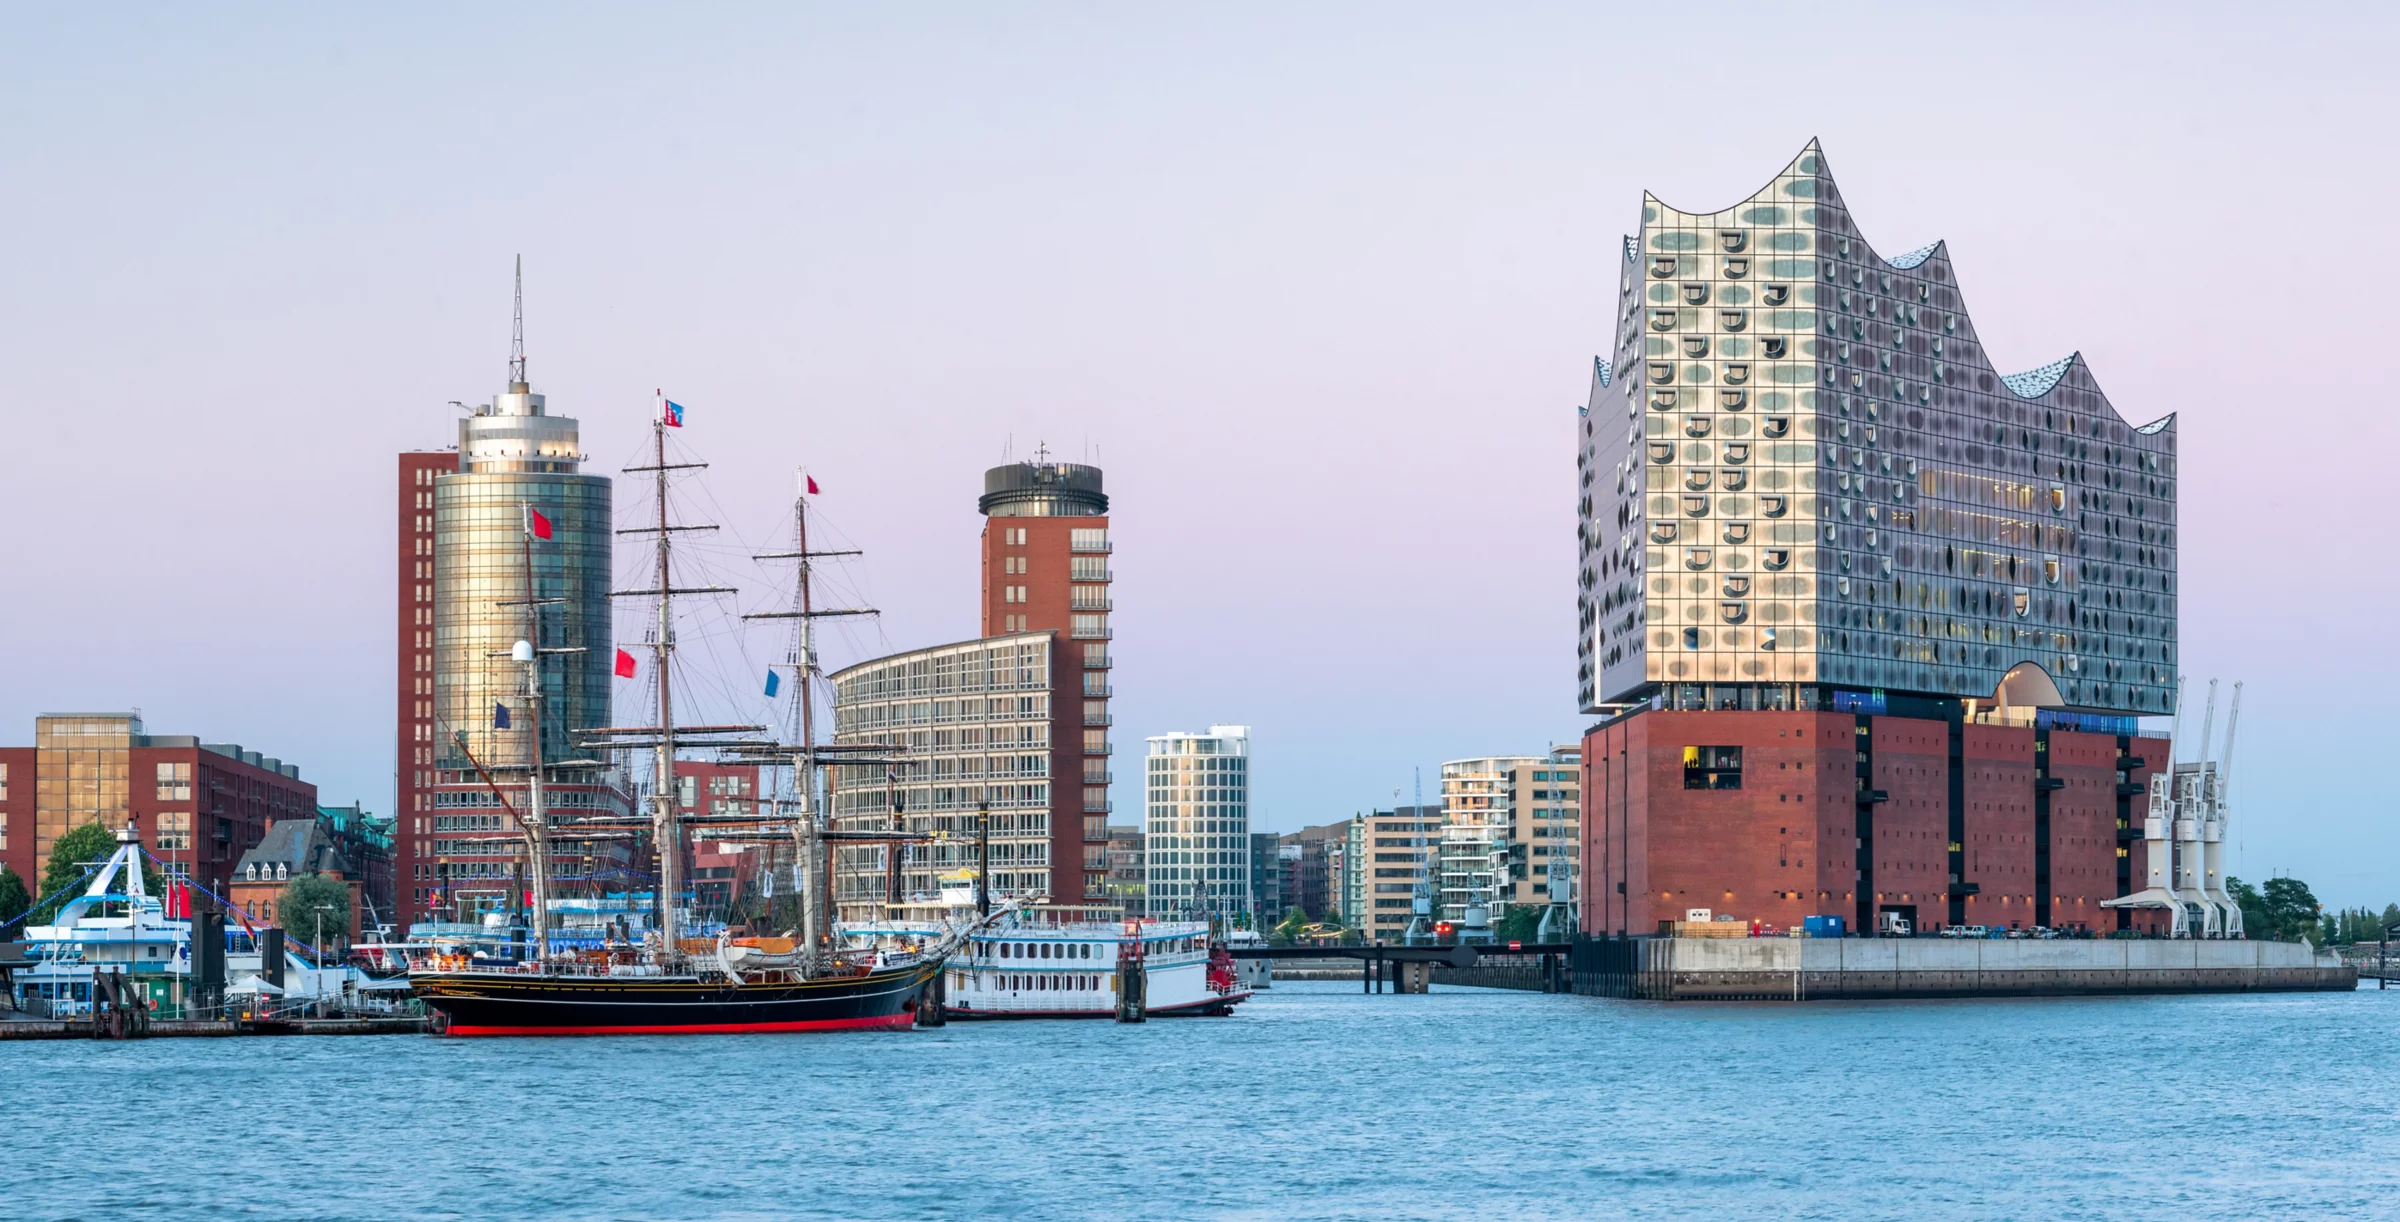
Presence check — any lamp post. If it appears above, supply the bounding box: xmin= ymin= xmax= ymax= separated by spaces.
xmin=312 ymin=903 xmax=337 ymax=1017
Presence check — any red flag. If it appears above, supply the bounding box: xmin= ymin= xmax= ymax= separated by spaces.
xmin=529 ymin=508 xmax=553 ymax=540
xmin=806 ymin=475 xmax=821 ymax=495
xmin=614 ymin=648 xmax=638 ymax=678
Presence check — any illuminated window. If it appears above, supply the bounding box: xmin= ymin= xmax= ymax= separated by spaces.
xmin=1683 ymin=746 xmax=1743 ymax=789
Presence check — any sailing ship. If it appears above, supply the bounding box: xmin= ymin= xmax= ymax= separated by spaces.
xmin=410 ymin=403 xmax=1001 ymax=1036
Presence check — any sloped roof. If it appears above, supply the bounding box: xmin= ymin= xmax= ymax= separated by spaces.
xmin=233 ymin=818 xmax=353 ymax=879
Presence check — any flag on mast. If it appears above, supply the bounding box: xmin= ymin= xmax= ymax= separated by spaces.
xmin=494 ymin=702 xmax=512 ymax=729
xmin=527 ymin=507 xmax=553 ymax=540
xmin=805 ymin=474 xmax=820 ymax=495
xmin=614 ymin=649 xmax=638 ymax=678
xmin=659 ymin=389 xmax=686 ymax=428
xmin=764 ymin=669 xmax=781 ymax=698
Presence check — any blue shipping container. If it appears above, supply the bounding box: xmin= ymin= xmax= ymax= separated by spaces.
xmin=1803 ymin=915 xmax=1846 ymax=937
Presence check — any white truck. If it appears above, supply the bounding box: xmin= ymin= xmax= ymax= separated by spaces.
xmin=1877 ymin=911 xmax=1913 ymax=938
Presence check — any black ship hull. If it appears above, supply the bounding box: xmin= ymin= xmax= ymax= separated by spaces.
xmin=413 ymin=960 xmax=941 ymax=1037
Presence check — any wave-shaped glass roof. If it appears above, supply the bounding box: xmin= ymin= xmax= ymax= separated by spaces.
xmin=1888 ymin=242 xmax=1940 ymax=269
xmin=1999 ymin=355 xmax=2076 ymax=399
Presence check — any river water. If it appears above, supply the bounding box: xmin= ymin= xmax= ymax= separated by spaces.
xmin=10 ymin=982 xmax=2399 ymax=1220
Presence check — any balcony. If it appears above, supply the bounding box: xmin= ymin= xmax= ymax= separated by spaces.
xmin=1071 ymin=539 xmax=1113 ymax=554
xmin=1084 ymin=654 xmax=1111 ymax=670
xmin=1084 ymin=711 xmax=1113 ymax=727
xmin=1070 ymin=596 xmax=1113 ymax=612
xmin=1071 ymin=626 xmax=1113 ymax=640
xmin=1084 ymin=796 xmax=1113 ymax=814
xmin=1083 ymin=771 xmax=1113 ymax=786
xmin=1082 ymin=683 xmax=1113 ymax=698
xmin=1071 ymin=567 xmax=1114 ymax=583
xmin=1084 ymin=742 xmax=1113 ymax=756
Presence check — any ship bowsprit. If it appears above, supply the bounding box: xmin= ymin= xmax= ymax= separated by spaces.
xmin=412 ymin=958 xmax=942 ymax=1037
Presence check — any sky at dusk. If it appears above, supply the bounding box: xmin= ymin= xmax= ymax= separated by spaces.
xmin=3 ymin=5 xmax=2393 ymax=902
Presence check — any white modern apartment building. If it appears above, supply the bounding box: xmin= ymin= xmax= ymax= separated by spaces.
xmin=1144 ymin=725 xmax=1251 ymax=919
xmin=1438 ymin=756 xmax=1539 ymax=929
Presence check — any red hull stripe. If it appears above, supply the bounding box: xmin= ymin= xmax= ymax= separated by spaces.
xmin=445 ymin=1012 xmax=915 ymax=1037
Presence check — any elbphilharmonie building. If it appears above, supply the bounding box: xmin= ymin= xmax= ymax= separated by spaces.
xmin=1575 ymin=143 xmax=2183 ymax=940
xmin=1578 ymin=140 xmax=2175 ymax=718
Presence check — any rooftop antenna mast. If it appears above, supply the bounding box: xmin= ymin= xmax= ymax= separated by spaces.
xmin=508 ymin=255 xmax=528 ymax=392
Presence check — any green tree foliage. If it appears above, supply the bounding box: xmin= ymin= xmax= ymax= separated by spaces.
xmin=1272 ymin=906 xmax=1308 ymax=944
xmin=2230 ymin=876 xmax=2324 ymax=942
xmin=1494 ymin=905 xmax=1546 ymax=944
xmin=0 ymin=867 xmax=30 ymax=928
xmin=278 ymin=873 xmax=352 ymax=949
xmin=32 ymin=821 xmax=163 ymax=925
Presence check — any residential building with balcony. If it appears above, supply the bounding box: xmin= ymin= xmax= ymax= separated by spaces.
xmin=1143 ymin=725 xmax=1250 ymax=919
xmin=981 ymin=458 xmax=1114 ymax=904
xmin=1361 ymin=805 xmax=1442 ymax=944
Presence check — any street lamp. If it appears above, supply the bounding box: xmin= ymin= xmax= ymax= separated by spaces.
xmin=311 ymin=903 xmax=338 ymax=1017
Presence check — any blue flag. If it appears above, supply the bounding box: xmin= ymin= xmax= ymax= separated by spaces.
xmin=493 ymin=702 xmax=511 ymax=729
xmin=763 ymin=669 xmax=781 ymax=698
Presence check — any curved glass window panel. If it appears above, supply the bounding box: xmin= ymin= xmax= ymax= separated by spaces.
xmin=1650 ymin=256 xmax=1677 ymax=278
xmin=1762 ymin=284 xmax=1790 ymax=306
xmin=1684 ymin=416 xmax=1712 ymax=438
xmin=1719 ymin=230 xmax=1748 ymax=253
xmin=1720 ymin=469 xmax=1748 ymax=492
xmin=1722 ymin=257 xmax=1749 ymax=279
xmin=1682 ymin=282 xmax=1710 ymax=305
xmin=1650 ymin=389 xmax=1677 ymax=410
xmin=1763 ymin=338 xmax=1788 ymax=359
xmin=1683 ymin=336 xmax=1710 ymax=358
xmin=1722 ymin=575 xmax=1751 ymax=597
xmin=1722 ymin=442 xmax=1749 ymax=464
xmin=1684 ymin=547 xmax=1713 ymax=570
xmin=1648 ymin=442 xmax=1675 ymax=463
xmin=1649 ymin=522 xmax=1678 ymax=544
xmin=1761 ymin=495 xmax=1788 ymax=517
xmin=1763 ymin=417 xmax=1790 ymax=439
xmin=1763 ymin=548 xmax=1791 ymax=570
xmin=1720 ymin=389 xmax=1747 ymax=410
xmin=1649 ymin=309 xmax=1678 ymax=332
xmin=1684 ymin=469 xmax=1713 ymax=491
xmin=1683 ymin=496 xmax=1711 ymax=518
xmin=1722 ymin=524 xmax=1751 ymax=546
xmin=1720 ymin=602 xmax=1749 ymax=624
xmin=1648 ymin=362 xmax=1675 ymax=384
xmin=1722 ymin=364 xmax=1750 ymax=385
xmin=1719 ymin=309 xmax=1748 ymax=332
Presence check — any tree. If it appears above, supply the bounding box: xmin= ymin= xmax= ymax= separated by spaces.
xmin=2261 ymin=877 xmax=2321 ymax=943
xmin=1272 ymin=906 xmax=1308 ymax=944
xmin=278 ymin=873 xmax=352 ymax=950
xmin=0 ymin=867 xmax=29 ymax=929
xmin=2229 ymin=877 xmax=2266 ymax=939
xmin=32 ymin=821 xmax=163 ymax=925
xmin=1495 ymin=905 xmax=1545 ymax=945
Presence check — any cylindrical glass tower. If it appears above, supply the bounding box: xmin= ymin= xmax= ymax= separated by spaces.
xmin=434 ymin=378 xmax=612 ymax=777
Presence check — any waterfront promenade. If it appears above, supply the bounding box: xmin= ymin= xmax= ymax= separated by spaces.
xmin=9 ymin=981 xmax=2397 ymax=1220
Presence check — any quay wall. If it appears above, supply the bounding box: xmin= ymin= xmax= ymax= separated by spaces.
xmin=1570 ymin=937 xmax=2354 ymax=1001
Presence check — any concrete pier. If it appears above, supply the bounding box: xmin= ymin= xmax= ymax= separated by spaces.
xmin=1569 ymin=937 xmax=2354 ymax=1001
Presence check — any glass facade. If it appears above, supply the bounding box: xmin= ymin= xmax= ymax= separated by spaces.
xmin=1580 ymin=141 xmax=2176 ymax=716
xmin=1143 ymin=726 xmax=1250 ymax=919
xmin=33 ymin=714 xmax=136 ymax=881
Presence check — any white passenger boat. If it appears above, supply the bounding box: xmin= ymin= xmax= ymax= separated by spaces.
xmin=849 ymin=904 xmax=1252 ymax=1020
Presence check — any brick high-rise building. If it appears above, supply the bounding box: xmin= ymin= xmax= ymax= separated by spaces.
xmin=1577 ymin=142 xmax=2175 ymax=937
xmin=979 ymin=459 xmax=1113 ymax=905
xmin=395 ymin=448 xmax=453 ymax=928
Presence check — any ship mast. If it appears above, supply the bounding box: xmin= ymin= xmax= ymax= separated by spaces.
xmin=517 ymin=501 xmax=557 ymax=961
xmin=746 ymin=470 xmax=873 ymax=966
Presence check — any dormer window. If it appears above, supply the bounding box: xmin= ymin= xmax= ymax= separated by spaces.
xmin=1682 ymin=282 xmax=1709 ymax=305
xmin=1684 ymin=416 xmax=1712 ymax=437
xmin=1762 ymin=284 xmax=1790 ymax=306
xmin=1763 ymin=337 xmax=1788 ymax=359
xmin=1763 ymin=548 xmax=1791 ymax=570
xmin=1722 ymin=257 xmax=1749 ymax=279
xmin=1722 ymin=442 xmax=1750 ymax=464
xmin=245 ymin=863 xmax=257 ymax=881
xmin=1722 ymin=364 xmax=1750 ymax=386
xmin=1720 ymin=469 xmax=1748 ymax=491
xmin=1718 ymin=309 xmax=1747 ymax=332
xmin=1682 ymin=336 xmax=1709 ymax=359
xmin=276 ymin=863 xmax=288 ymax=881
xmin=1684 ymin=547 xmax=1713 ymax=570
xmin=1719 ymin=230 xmax=1747 ymax=253
xmin=1720 ymin=389 xmax=1746 ymax=411
xmin=1651 ymin=256 xmax=1677 ymax=278
xmin=1649 ymin=309 xmax=1677 ymax=331
xmin=1763 ymin=417 xmax=1790 ymax=438
xmin=1761 ymin=495 xmax=1789 ymax=517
